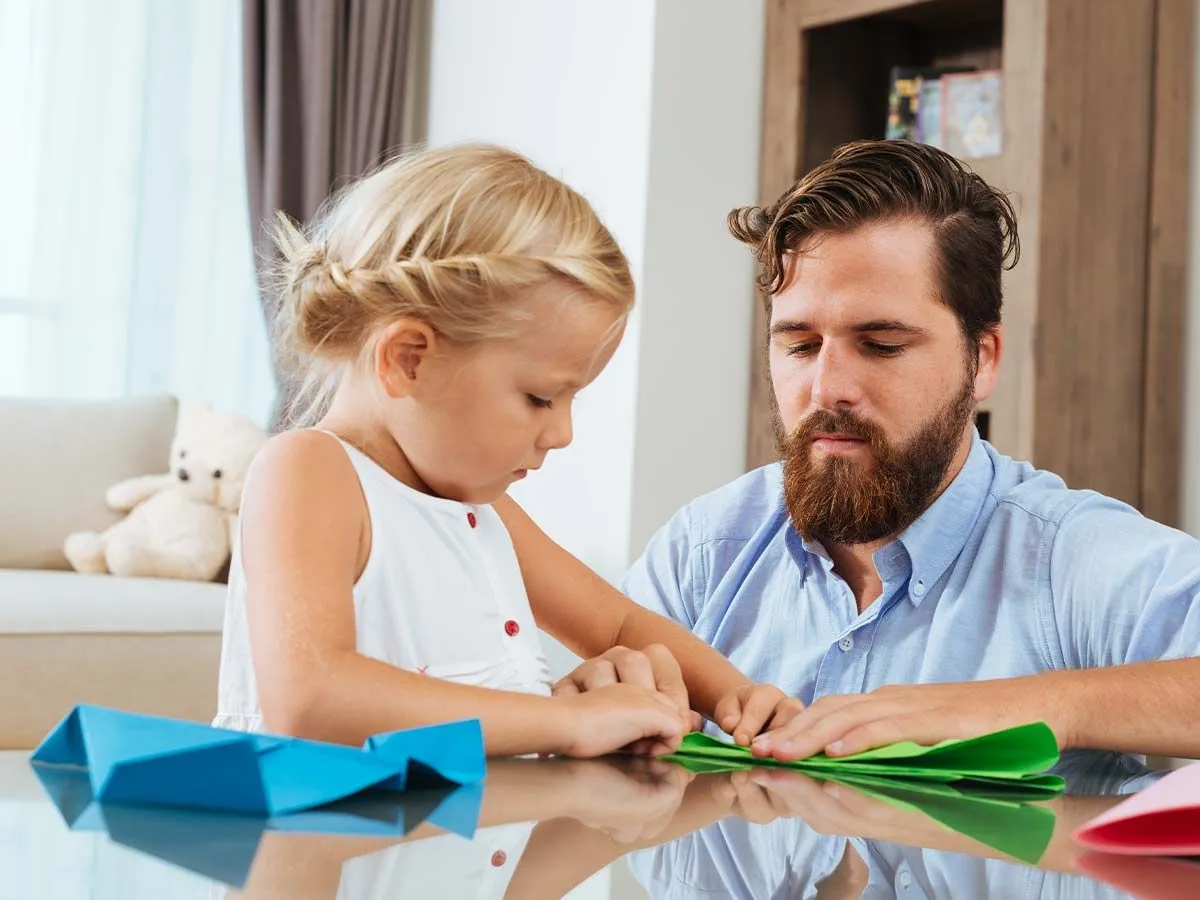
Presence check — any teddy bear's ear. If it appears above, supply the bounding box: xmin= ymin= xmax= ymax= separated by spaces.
xmin=177 ymin=402 xmax=213 ymax=431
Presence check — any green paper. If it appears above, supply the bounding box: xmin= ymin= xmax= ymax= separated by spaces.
xmin=814 ymin=771 xmax=1056 ymax=865
xmin=661 ymin=722 xmax=1065 ymax=795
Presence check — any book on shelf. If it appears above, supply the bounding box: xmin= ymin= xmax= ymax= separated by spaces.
xmin=942 ymin=69 xmax=1003 ymax=159
xmin=886 ymin=66 xmax=1002 ymax=158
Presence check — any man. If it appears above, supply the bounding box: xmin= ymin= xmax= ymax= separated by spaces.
xmin=615 ymin=139 xmax=1200 ymax=760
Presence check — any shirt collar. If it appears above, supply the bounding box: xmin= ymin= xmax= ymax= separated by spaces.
xmin=888 ymin=432 xmax=994 ymax=606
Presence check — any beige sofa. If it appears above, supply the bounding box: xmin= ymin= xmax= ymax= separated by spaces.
xmin=0 ymin=394 xmax=225 ymax=749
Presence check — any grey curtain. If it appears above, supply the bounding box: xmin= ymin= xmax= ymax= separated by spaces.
xmin=243 ymin=0 xmax=420 ymax=428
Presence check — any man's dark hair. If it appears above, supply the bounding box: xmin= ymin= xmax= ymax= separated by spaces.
xmin=729 ymin=140 xmax=1020 ymax=350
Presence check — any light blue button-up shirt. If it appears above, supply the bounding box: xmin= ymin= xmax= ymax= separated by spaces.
xmin=624 ymin=435 xmax=1200 ymax=701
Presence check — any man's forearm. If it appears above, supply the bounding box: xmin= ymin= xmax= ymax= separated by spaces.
xmin=615 ymin=605 xmax=750 ymax=719
xmin=1056 ymin=658 xmax=1200 ymax=756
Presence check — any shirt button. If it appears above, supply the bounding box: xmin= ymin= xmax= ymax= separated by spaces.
xmin=491 ymin=850 xmax=507 ymax=867
xmin=467 ymin=511 xmax=478 ymax=528
xmin=504 ymin=619 xmax=520 ymax=637
xmin=898 ymin=870 xmax=912 ymax=889
xmin=912 ymin=579 xmax=926 ymax=597
xmin=838 ymin=636 xmax=854 ymax=652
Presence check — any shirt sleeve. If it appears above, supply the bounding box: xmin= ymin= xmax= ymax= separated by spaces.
xmin=1047 ymin=493 xmax=1200 ymax=668
xmin=622 ymin=504 xmax=698 ymax=628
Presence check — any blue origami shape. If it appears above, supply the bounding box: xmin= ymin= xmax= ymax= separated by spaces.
xmin=33 ymin=763 xmax=483 ymax=888
xmin=31 ymin=704 xmax=487 ymax=816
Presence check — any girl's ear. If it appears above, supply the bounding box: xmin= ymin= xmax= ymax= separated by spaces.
xmin=374 ymin=318 xmax=438 ymax=399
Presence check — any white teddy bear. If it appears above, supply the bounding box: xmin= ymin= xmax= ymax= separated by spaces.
xmin=64 ymin=404 xmax=268 ymax=582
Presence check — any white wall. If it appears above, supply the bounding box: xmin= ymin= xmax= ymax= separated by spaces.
xmin=630 ymin=0 xmax=763 ymax=554
xmin=426 ymin=0 xmax=656 ymax=593
xmin=427 ymin=2 xmax=764 ymax=611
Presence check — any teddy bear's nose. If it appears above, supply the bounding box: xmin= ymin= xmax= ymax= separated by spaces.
xmin=177 ymin=469 xmax=190 ymax=482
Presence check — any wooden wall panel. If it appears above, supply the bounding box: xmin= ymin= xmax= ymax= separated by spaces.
xmin=747 ymin=0 xmax=806 ymax=470
xmin=1032 ymin=0 xmax=1156 ymax=506
xmin=1140 ymin=0 xmax=1195 ymax=527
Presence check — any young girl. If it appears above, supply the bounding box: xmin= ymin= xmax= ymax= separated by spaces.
xmin=214 ymin=144 xmax=794 ymax=759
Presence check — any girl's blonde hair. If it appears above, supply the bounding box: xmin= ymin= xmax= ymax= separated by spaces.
xmin=271 ymin=143 xmax=635 ymax=426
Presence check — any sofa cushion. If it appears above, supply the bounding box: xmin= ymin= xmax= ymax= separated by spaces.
xmin=3 ymin=632 xmax=221 ymax=749
xmin=0 ymin=570 xmax=224 ymax=633
xmin=0 ymin=394 xmax=179 ymax=570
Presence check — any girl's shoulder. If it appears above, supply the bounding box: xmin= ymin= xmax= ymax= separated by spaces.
xmin=252 ymin=427 xmax=353 ymax=475
xmin=243 ymin=429 xmax=362 ymax=515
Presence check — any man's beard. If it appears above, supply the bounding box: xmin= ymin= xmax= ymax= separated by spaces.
xmin=780 ymin=377 xmax=976 ymax=546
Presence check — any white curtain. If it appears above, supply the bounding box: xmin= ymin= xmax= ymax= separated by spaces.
xmin=0 ymin=0 xmax=275 ymax=426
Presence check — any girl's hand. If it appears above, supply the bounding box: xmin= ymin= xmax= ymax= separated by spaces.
xmin=553 ymin=644 xmax=699 ymax=730
xmin=712 ymin=683 xmax=806 ymax=746
xmin=553 ymin=683 xmax=689 ymax=758
xmin=561 ymin=758 xmax=695 ymax=843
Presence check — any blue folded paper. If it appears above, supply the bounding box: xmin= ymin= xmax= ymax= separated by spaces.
xmin=31 ymin=704 xmax=487 ymax=815
xmin=34 ymin=762 xmax=483 ymax=888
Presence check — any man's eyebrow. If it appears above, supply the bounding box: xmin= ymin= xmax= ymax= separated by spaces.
xmin=853 ymin=320 xmax=928 ymax=336
xmin=769 ymin=320 xmax=814 ymax=336
xmin=769 ymin=319 xmax=929 ymax=337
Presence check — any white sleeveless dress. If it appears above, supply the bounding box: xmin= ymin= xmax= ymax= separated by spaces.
xmin=209 ymin=433 xmax=553 ymax=898
xmin=213 ymin=431 xmax=552 ymax=734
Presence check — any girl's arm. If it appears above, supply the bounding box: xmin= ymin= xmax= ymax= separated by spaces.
xmin=493 ymin=494 xmax=775 ymax=727
xmin=239 ymin=431 xmax=685 ymax=756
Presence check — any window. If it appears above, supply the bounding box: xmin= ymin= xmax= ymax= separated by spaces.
xmin=0 ymin=0 xmax=273 ymax=424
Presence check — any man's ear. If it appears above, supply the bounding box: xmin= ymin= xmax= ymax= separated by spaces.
xmin=972 ymin=324 xmax=1004 ymax=404
xmin=373 ymin=319 xmax=437 ymax=399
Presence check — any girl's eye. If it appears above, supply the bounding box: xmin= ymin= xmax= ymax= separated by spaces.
xmin=526 ymin=394 xmax=553 ymax=409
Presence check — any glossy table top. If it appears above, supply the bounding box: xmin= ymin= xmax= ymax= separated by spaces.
xmin=3 ymin=748 xmax=1195 ymax=899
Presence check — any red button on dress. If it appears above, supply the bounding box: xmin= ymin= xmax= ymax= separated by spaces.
xmin=504 ymin=619 xmax=520 ymax=637
xmin=491 ymin=850 xmax=508 ymax=867
xmin=467 ymin=511 xmax=477 ymax=528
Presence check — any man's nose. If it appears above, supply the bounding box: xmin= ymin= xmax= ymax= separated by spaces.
xmin=809 ymin=345 xmax=862 ymax=410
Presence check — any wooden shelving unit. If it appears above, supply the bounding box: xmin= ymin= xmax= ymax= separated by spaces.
xmin=748 ymin=0 xmax=1194 ymax=525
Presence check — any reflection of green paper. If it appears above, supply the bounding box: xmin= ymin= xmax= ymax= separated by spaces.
xmin=815 ymin=771 xmax=1056 ymax=865
xmin=662 ymin=722 xmax=1065 ymax=795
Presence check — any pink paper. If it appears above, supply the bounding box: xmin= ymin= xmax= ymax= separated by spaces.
xmin=1074 ymin=763 xmax=1200 ymax=855
xmin=1077 ymin=852 xmax=1200 ymax=899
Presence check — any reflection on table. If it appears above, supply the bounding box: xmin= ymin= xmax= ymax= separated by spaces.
xmin=18 ymin=747 xmax=1200 ymax=899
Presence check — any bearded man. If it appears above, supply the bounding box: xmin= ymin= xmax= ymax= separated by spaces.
xmin=616 ymin=139 xmax=1200 ymax=760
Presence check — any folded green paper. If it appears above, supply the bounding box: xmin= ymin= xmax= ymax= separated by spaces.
xmin=661 ymin=721 xmax=1064 ymax=795
xmin=814 ymin=771 xmax=1056 ymax=864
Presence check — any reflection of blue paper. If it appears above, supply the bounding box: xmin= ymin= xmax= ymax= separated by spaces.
xmin=33 ymin=764 xmax=484 ymax=888
xmin=31 ymin=705 xmax=486 ymax=815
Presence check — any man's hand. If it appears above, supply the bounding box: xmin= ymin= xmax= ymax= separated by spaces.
xmin=554 ymin=645 xmax=701 ymax=751
xmin=750 ymin=677 xmax=1070 ymax=761
xmin=712 ymin=767 xmax=922 ymax=838
xmin=712 ymin=683 xmax=805 ymax=746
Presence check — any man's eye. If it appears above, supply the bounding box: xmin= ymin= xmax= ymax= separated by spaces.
xmin=786 ymin=342 xmax=820 ymax=357
xmin=865 ymin=342 xmax=906 ymax=357
xmin=526 ymin=394 xmax=553 ymax=409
